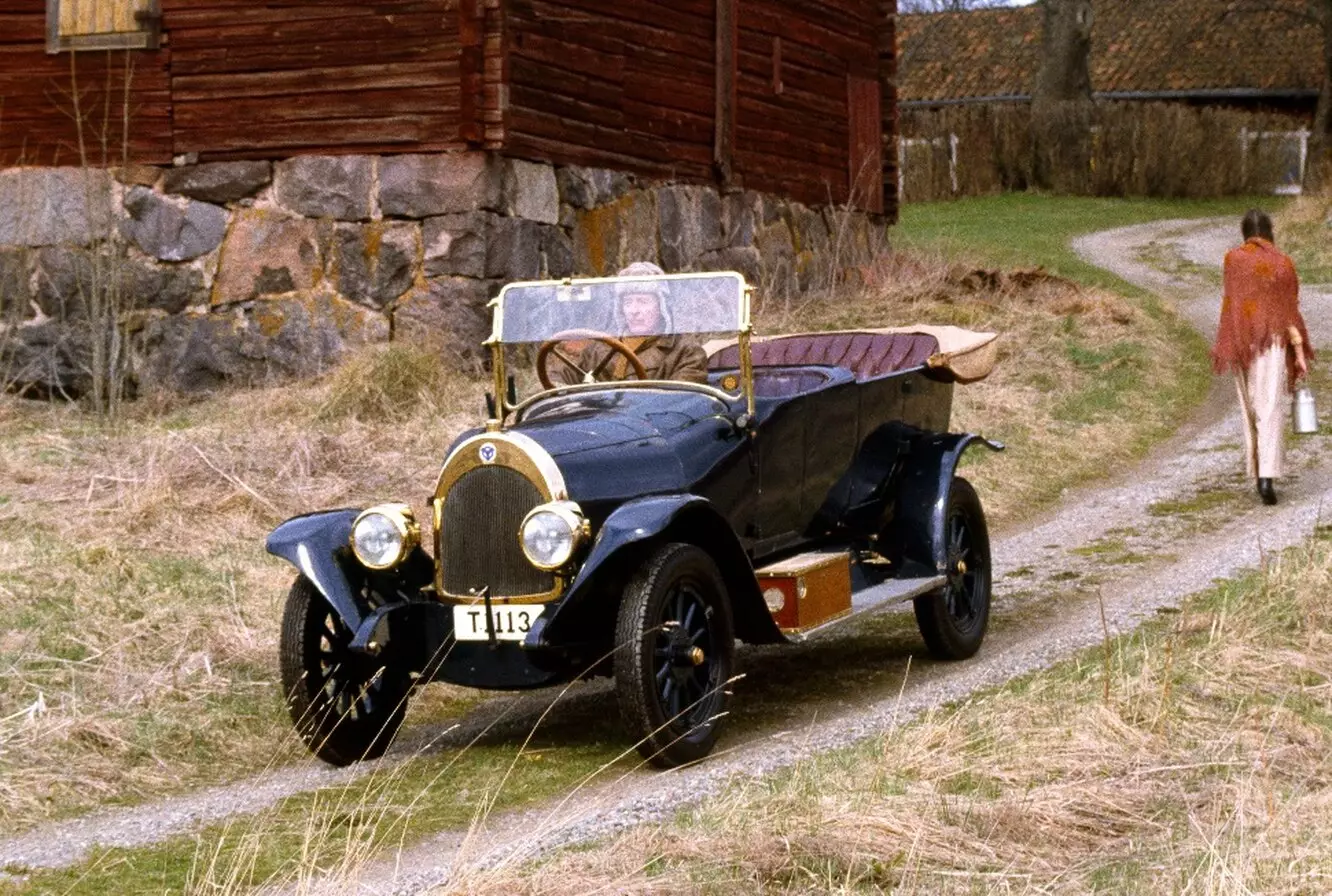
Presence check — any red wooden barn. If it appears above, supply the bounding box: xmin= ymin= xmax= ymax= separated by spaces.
xmin=1 ymin=0 xmax=900 ymax=218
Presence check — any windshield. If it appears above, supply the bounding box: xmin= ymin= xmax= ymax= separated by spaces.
xmin=495 ymin=271 xmax=747 ymax=344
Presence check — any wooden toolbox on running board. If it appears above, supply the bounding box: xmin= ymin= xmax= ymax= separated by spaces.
xmin=756 ymin=550 xmax=852 ymax=633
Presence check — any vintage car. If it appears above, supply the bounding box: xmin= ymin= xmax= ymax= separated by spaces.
xmin=266 ymin=270 xmax=1003 ymax=768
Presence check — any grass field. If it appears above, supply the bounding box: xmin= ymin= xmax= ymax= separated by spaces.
xmin=896 ymin=193 xmax=1288 ymax=294
xmin=0 ymin=194 xmax=1268 ymax=894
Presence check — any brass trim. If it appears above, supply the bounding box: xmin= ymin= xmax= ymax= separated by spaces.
xmin=739 ymin=282 xmax=755 ymax=417
xmin=432 ymin=431 xmax=568 ymax=603
xmin=738 ymin=327 xmax=755 ymax=418
xmin=487 ymin=339 xmax=506 ymax=428
xmin=433 ymin=431 xmax=567 ymax=504
xmin=349 ymin=503 xmax=421 ymax=570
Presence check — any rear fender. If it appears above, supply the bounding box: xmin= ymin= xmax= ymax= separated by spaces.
xmin=889 ymin=433 xmax=1004 ymax=576
xmin=533 ymin=495 xmax=784 ymax=647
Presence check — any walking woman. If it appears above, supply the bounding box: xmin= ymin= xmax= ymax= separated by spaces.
xmin=1211 ymin=209 xmax=1313 ymax=505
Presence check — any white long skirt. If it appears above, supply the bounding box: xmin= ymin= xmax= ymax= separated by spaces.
xmin=1233 ymin=342 xmax=1288 ymax=479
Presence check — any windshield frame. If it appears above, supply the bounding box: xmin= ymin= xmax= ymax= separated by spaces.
xmin=484 ymin=271 xmax=755 ymax=428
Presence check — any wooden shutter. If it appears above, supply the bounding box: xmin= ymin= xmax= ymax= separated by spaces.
xmin=847 ymin=74 xmax=883 ymax=214
xmin=48 ymin=0 xmax=159 ymax=53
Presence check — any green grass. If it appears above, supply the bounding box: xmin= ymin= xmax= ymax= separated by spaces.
xmin=1067 ymin=537 xmax=1154 ymax=565
xmin=897 ymin=193 xmax=1283 ymax=297
xmin=1147 ymin=486 xmax=1243 ymax=518
xmin=1134 ymin=239 xmax=1221 ymax=285
xmin=1055 ymin=333 xmax=1149 ymax=424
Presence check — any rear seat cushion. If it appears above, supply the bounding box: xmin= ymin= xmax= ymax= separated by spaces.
xmin=708 ymin=331 xmax=939 ymax=381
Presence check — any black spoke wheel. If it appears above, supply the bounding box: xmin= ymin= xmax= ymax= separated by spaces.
xmin=614 ymin=543 xmax=734 ymax=768
xmin=279 ymin=575 xmax=410 ymax=766
xmin=913 ymin=477 xmax=991 ymax=660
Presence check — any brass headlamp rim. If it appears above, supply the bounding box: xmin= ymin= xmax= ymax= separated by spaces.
xmin=518 ymin=500 xmax=589 ymax=572
xmin=350 ymin=502 xmax=421 ymax=570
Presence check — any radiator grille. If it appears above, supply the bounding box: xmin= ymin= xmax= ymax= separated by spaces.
xmin=440 ymin=466 xmax=554 ymax=598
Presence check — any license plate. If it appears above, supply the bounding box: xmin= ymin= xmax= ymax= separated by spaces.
xmin=452 ymin=604 xmax=542 ymax=642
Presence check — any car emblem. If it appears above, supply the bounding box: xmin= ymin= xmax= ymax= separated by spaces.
xmin=479 ymin=443 xmax=498 ymax=464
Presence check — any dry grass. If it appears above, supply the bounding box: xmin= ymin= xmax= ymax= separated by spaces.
xmin=447 ymin=536 xmax=1332 ymax=895
xmin=0 ymin=342 xmax=481 ymax=826
xmin=1274 ymin=187 xmax=1332 ymax=283
xmin=0 ymin=249 xmax=1200 ymax=837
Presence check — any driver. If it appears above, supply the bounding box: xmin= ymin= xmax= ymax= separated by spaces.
xmin=568 ymin=261 xmax=708 ymax=384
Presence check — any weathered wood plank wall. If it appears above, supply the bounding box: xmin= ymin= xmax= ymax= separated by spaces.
xmin=0 ymin=0 xmax=172 ymax=166
xmin=503 ymin=0 xmax=885 ymax=209
xmin=735 ymin=0 xmax=879 ymax=206
xmin=879 ymin=0 xmax=899 ymax=221
xmin=2 ymin=0 xmax=897 ymax=216
xmin=503 ymin=0 xmax=718 ymax=181
xmin=164 ymin=0 xmax=465 ymax=159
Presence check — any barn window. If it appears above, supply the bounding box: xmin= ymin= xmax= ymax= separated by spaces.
xmin=46 ymin=0 xmax=160 ymax=53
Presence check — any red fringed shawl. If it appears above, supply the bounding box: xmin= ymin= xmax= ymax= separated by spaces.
xmin=1211 ymin=237 xmax=1314 ymax=390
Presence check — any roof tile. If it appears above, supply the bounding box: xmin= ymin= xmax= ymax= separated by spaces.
xmin=898 ymin=0 xmax=1323 ymax=103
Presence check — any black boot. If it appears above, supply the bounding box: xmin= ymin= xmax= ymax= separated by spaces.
xmin=1257 ymin=478 xmax=1278 ymax=505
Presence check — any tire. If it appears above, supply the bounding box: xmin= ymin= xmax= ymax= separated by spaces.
xmin=913 ymin=477 xmax=991 ymax=660
xmin=614 ymin=543 xmax=735 ymax=768
xmin=279 ymin=575 xmax=410 ymax=766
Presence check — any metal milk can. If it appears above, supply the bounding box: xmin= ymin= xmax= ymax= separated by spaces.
xmin=1293 ymin=385 xmax=1319 ymax=434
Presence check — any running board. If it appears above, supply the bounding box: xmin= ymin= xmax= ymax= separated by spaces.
xmin=783 ymin=574 xmax=945 ymax=643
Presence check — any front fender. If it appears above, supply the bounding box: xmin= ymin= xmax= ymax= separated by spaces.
xmin=891 ymin=433 xmax=1004 ymax=576
xmin=531 ymin=495 xmax=783 ymax=647
xmin=265 ymin=509 xmax=365 ymax=636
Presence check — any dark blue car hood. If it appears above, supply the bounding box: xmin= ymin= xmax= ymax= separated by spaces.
xmin=452 ymin=389 xmax=739 ymax=504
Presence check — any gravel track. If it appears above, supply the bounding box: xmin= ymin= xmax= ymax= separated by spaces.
xmin=3 ymin=217 xmax=1329 ymax=894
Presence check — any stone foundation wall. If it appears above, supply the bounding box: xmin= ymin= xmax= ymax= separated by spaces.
xmin=0 ymin=153 xmax=886 ymax=396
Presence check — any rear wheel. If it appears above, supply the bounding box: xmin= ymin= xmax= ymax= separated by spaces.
xmin=913 ymin=477 xmax=991 ymax=660
xmin=614 ymin=543 xmax=734 ymax=768
xmin=279 ymin=575 xmax=410 ymax=766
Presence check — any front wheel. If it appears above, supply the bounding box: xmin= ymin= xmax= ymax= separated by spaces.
xmin=614 ymin=543 xmax=735 ymax=768
xmin=913 ymin=477 xmax=991 ymax=660
xmin=279 ymin=575 xmax=411 ymax=766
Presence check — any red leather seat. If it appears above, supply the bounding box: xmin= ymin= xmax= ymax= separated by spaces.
xmin=708 ymin=332 xmax=939 ymax=382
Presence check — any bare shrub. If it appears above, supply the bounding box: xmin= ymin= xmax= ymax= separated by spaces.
xmin=0 ymin=51 xmax=139 ymax=413
xmin=902 ymin=101 xmax=1306 ymax=200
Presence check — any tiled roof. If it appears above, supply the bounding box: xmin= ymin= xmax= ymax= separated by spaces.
xmin=898 ymin=0 xmax=1323 ymax=105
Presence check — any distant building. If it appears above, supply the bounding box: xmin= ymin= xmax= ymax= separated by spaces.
xmin=898 ymin=0 xmax=1320 ymax=115
xmin=896 ymin=0 xmax=1323 ymax=197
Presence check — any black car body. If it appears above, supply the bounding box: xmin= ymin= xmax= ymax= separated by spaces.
xmin=267 ymin=271 xmax=1002 ymax=767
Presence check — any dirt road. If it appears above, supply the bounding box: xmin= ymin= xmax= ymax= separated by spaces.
xmin=3 ymin=217 xmax=1329 ymax=894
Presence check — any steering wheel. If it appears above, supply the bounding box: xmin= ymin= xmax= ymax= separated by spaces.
xmin=536 ymin=329 xmax=649 ymax=389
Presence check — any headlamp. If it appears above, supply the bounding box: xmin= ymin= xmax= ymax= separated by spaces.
xmin=350 ymin=503 xmax=420 ymax=570
xmin=519 ymin=501 xmax=587 ymax=571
